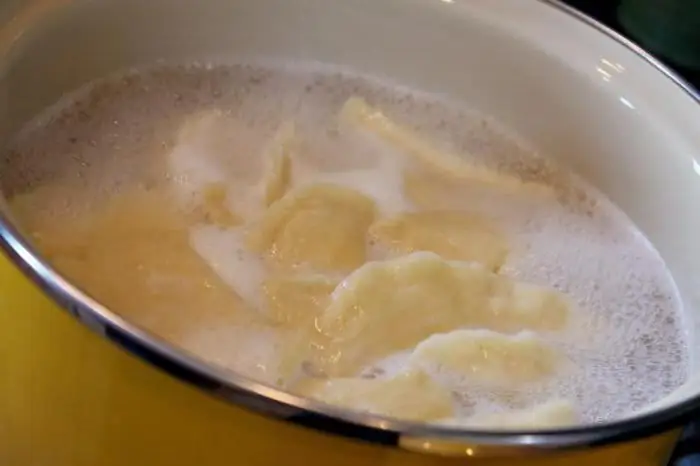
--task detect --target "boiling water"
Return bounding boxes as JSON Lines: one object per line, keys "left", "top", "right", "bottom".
{"left": 0, "top": 63, "right": 688, "bottom": 424}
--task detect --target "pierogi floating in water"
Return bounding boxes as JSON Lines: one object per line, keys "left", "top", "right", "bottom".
{"left": 4, "top": 64, "right": 687, "bottom": 430}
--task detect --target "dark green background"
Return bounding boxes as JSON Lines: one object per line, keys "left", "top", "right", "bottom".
{"left": 563, "top": 0, "right": 700, "bottom": 88}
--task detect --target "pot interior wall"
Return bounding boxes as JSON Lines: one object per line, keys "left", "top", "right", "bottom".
{"left": 0, "top": 0, "right": 699, "bottom": 413}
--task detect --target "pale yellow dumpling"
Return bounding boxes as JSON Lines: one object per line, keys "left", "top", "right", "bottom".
{"left": 265, "top": 275, "right": 342, "bottom": 386}
{"left": 11, "top": 187, "right": 250, "bottom": 341}
{"left": 455, "top": 266, "right": 570, "bottom": 333}
{"left": 315, "top": 252, "right": 570, "bottom": 376}
{"left": 340, "top": 97, "right": 553, "bottom": 198}
{"left": 188, "top": 182, "right": 241, "bottom": 227}
{"left": 368, "top": 210, "right": 508, "bottom": 271}
{"left": 297, "top": 370, "right": 454, "bottom": 421}
{"left": 403, "top": 170, "right": 475, "bottom": 211}
{"left": 487, "top": 280, "right": 570, "bottom": 332}
{"left": 275, "top": 324, "right": 322, "bottom": 387}
{"left": 410, "top": 329, "right": 560, "bottom": 386}
{"left": 316, "top": 252, "right": 491, "bottom": 376}
{"left": 262, "top": 274, "right": 338, "bottom": 326}
{"left": 439, "top": 400, "right": 578, "bottom": 430}
{"left": 246, "top": 183, "right": 377, "bottom": 272}
{"left": 261, "top": 122, "right": 295, "bottom": 207}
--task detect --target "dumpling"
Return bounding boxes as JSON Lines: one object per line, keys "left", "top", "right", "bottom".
{"left": 315, "top": 252, "right": 490, "bottom": 376}
{"left": 261, "top": 122, "right": 295, "bottom": 207}
{"left": 262, "top": 274, "right": 338, "bottom": 326}
{"left": 340, "top": 97, "right": 552, "bottom": 197}
{"left": 296, "top": 370, "right": 454, "bottom": 421}
{"left": 440, "top": 400, "right": 578, "bottom": 429}
{"left": 368, "top": 210, "right": 508, "bottom": 271}
{"left": 16, "top": 187, "right": 251, "bottom": 341}
{"left": 275, "top": 324, "right": 323, "bottom": 387}
{"left": 246, "top": 183, "right": 377, "bottom": 272}
{"left": 409, "top": 329, "right": 560, "bottom": 386}
{"left": 487, "top": 279, "right": 570, "bottom": 332}
{"left": 403, "top": 169, "right": 485, "bottom": 211}
{"left": 315, "top": 252, "right": 570, "bottom": 376}
{"left": 188, "top": 182, "right": 241, "bottom": 227}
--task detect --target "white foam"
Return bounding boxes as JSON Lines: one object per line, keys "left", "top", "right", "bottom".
{"left": 189, "top": 224, "right": 265, "bottom": 308}
{"left": 306, "top": 165, "right": 409, "bottom": 216}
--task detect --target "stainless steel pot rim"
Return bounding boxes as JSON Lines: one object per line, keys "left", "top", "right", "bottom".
{"left": 1, "top": 0, "right": 699, "bottom": 455}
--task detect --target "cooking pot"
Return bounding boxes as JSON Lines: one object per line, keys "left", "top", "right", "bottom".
{"left": 1, "top": 0, "right": 700, "bottom": 465}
